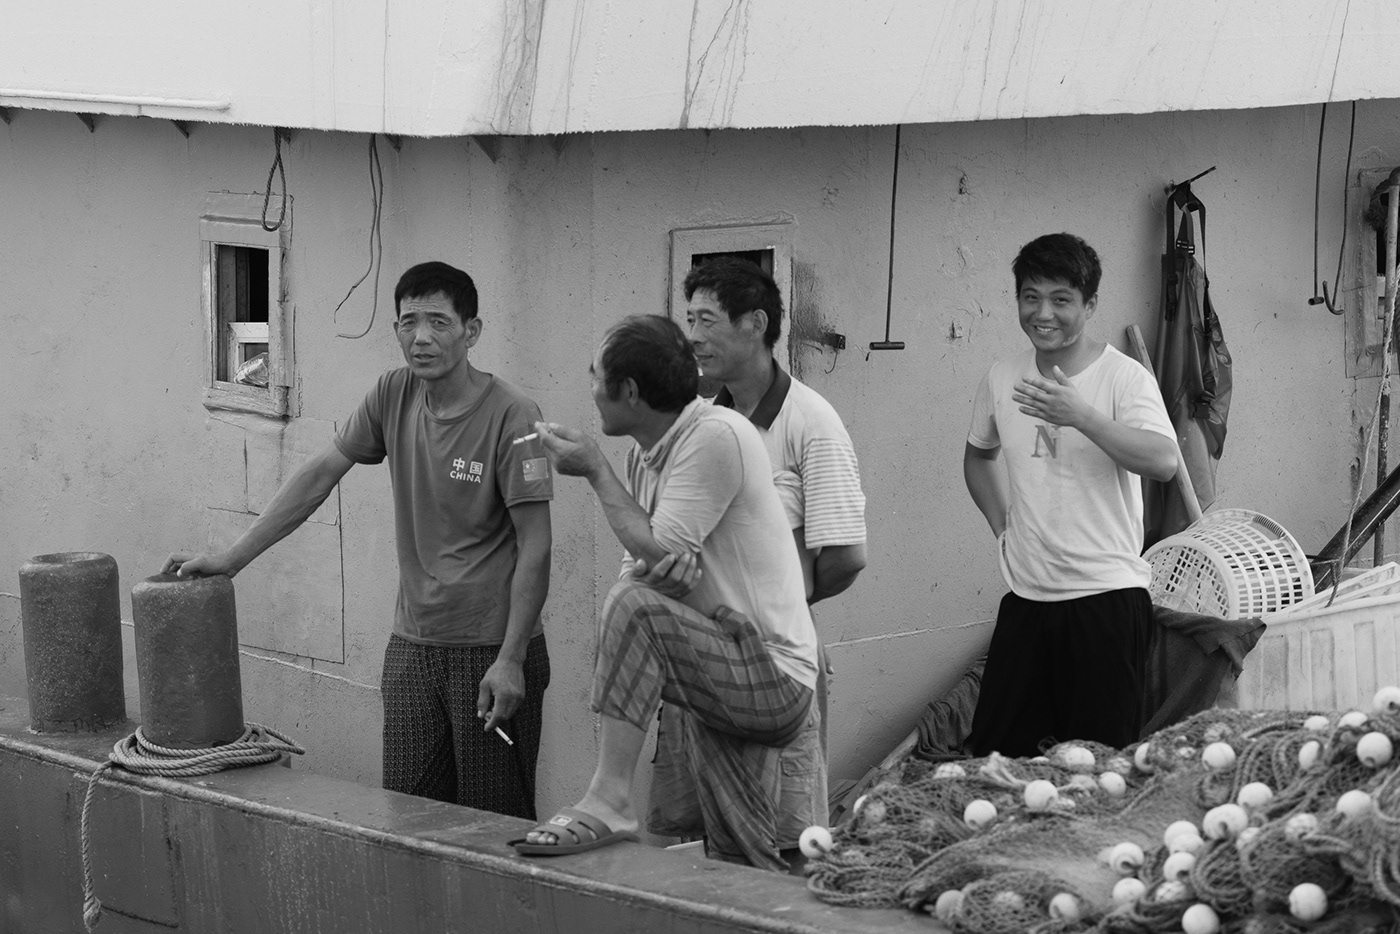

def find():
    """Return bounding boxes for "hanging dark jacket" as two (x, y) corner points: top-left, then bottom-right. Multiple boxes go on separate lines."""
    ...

(1145, 182), (1234, 547)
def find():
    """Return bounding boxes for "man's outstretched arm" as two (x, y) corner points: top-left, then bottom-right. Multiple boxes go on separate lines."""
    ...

(164, 441), (355, 577)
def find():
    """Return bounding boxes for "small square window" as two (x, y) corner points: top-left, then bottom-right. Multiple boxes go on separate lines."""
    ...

(200, 194), (293, 417)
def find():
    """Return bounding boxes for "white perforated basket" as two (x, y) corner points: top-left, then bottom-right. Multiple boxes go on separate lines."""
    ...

(1145, 508), (1314, 619)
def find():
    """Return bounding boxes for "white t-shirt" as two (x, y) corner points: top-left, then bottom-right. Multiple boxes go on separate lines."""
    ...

(624, 399), (819, 690)
(967, 344), (1176, 601)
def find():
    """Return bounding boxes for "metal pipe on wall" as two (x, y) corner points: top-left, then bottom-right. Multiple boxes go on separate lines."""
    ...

(1376, 171), (1400, 567)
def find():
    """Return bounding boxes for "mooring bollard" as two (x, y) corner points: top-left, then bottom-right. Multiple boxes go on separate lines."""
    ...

(131, 573), (244, 748)
(17, 552), (128, 733)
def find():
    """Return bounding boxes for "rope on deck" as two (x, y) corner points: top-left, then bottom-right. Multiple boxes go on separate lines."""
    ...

(79, 724), (304, 931)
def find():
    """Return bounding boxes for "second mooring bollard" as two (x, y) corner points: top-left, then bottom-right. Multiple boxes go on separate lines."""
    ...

(131, 573), (244, 748)
(18, 552), (127, 732)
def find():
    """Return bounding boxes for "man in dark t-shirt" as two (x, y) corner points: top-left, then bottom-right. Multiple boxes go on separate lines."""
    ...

(166, 261), (553, 818)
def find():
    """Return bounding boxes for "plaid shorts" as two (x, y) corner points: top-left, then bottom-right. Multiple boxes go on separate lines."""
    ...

(595, 580), (813, 870)
(649, 696), (826, 851)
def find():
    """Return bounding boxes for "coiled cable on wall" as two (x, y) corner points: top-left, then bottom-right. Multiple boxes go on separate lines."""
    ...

(335, 134), (386, 339)
(1309, 101), (1357, 314)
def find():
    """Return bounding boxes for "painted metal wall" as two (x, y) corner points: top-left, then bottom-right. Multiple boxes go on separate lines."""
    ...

(0, 704), (934, 934)
(1, 100), (1397, 820)
(2, 1), (1398, 135)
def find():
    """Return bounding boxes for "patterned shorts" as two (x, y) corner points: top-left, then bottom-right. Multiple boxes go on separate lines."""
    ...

(380, 633), (549, 820)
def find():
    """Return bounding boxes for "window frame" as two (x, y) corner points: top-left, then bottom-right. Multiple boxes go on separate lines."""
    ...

(670, 223), (795, 371)
(227, 320), (270, 381)
(200, 192), (293, 417)
(1343, 169), (1398, 379)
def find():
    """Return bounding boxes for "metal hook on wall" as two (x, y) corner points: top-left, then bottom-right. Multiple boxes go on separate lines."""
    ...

(1165, 165), (1216, 199)
(869, 124), (906, 354)
(1308, 101), (1356, 316)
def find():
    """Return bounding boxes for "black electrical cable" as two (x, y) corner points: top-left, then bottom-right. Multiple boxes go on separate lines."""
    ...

(1310, 101), (1357, 314)
(1311, 102), (1328, 299)
(336, 134), (386, 339)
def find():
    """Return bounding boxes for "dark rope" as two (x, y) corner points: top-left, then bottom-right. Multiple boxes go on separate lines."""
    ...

(261, 128), (288, 232)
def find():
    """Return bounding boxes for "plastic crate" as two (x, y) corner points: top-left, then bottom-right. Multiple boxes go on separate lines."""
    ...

(1145, 508), (1314, 619)
(1236, 591), (1400, 710)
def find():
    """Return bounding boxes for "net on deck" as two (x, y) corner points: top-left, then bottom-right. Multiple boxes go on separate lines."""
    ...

(806, 706), (1400, 932)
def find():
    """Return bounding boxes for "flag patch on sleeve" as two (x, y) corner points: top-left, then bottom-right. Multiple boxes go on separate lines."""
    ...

(522, 457), (550, 482)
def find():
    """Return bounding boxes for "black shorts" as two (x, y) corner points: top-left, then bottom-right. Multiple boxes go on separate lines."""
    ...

(967, 588), (1151, 758)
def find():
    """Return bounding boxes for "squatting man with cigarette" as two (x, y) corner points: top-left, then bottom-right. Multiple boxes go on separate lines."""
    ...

(511, 314), (819, 870)
(648, 256), (868, 871)
(165, 261), (553, 819)
(963, 233), (1177, 758)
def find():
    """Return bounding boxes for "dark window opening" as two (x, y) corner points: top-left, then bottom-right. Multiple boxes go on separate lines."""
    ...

(215, 245), (271, 383)
(690, 249), (774, 275)
(1373, 189), (1394, 278)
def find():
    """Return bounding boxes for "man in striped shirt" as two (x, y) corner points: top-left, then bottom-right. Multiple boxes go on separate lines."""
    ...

(649, 256), (867, 868)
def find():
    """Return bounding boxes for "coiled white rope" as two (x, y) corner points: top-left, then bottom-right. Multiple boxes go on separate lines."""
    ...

(79, 724), (304, 930)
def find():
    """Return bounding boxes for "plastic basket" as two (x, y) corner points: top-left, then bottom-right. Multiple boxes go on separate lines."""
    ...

(1145, 508), (1314, 619)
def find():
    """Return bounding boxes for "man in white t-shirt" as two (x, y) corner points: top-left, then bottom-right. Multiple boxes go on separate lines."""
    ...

(964, 233), (1177, 757)
(516, 315), (818, 872)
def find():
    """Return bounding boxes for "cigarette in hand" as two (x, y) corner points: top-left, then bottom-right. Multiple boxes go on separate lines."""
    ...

(495, 727), (514, 745)
(511, 432), (539, 446)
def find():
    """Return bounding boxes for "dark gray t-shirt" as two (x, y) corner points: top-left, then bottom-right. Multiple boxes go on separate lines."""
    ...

(335, 368), (553, 646)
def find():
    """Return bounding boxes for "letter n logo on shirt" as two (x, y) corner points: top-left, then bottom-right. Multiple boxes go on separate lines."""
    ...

(1032, 424), (1059, 459)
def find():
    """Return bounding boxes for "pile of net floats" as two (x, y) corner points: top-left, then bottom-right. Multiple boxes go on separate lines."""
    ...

(804, 686), (1400, 933)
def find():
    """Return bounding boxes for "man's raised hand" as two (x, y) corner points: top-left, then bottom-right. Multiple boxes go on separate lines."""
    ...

(535, 421), (606, 479)
(1012, 366), (1091, 428)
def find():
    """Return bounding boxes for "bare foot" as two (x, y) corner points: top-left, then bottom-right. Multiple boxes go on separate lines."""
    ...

(525, 793), (638, 846)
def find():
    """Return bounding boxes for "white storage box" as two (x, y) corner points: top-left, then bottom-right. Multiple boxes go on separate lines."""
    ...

(1237, 585), (1400, 710)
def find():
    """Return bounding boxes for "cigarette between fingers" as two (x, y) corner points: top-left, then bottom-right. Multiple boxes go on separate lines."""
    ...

(495, 726), (514, 745)
(511, 432), (539, 445)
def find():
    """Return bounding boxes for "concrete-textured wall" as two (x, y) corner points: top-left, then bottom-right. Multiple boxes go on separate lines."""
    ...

(2, 101), (1398, 820)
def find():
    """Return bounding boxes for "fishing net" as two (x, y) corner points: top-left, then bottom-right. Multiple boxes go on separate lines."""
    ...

(806, 704), (1400, 932)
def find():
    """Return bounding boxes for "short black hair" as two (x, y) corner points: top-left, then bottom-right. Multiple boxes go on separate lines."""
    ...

(682, 257), (783, 349)
(394, 262), (479, 324)
(599, 315), (698, 413)
(1012, 234), (1102, 302)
